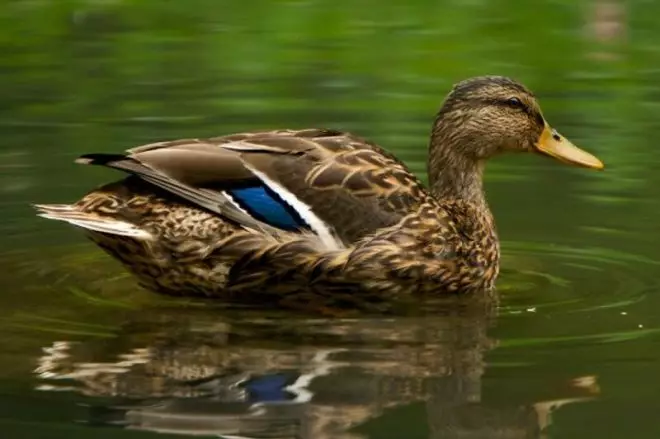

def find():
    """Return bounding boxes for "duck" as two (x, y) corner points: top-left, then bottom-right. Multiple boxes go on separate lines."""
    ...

(34, 76), (604, 311)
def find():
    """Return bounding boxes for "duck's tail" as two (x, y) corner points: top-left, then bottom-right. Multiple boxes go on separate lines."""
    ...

(33, 203), (153, 239)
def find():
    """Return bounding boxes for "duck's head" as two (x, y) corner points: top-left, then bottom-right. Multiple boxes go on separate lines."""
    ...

(429, 76), (604, 173)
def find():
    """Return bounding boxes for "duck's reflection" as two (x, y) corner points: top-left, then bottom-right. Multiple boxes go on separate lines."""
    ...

(33, 301), (598, 438)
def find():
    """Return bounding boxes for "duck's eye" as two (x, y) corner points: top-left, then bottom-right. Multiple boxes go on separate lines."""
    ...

(506, 97), (524, 108)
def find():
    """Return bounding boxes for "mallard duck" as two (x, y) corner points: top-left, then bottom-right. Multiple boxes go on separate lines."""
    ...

(34, 76), (604, 310)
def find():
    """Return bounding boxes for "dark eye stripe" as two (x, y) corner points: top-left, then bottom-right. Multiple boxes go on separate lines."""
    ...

(498, 98), (545, 126)
(475, 97), (528, 110)
(463, 97), (545, 125)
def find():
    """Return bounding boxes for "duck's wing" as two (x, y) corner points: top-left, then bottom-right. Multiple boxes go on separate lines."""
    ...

(76, 128), (431, 246)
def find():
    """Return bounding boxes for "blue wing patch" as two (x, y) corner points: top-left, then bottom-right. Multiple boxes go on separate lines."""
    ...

(227, 185), (309, 232)
(242, 373), (295, 403)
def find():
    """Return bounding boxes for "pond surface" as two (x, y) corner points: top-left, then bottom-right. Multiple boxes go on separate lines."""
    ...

(2, 1), (660, 438)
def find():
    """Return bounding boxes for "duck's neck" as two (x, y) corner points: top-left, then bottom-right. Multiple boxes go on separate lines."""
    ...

(427, 142), (488, 210)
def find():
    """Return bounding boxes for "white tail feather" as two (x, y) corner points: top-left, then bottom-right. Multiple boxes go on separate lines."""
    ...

(34, 204), (152, 239)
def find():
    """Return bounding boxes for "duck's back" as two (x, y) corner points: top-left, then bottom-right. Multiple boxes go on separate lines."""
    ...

(34, 127), (443, 301)
(72, 128), (433, 245)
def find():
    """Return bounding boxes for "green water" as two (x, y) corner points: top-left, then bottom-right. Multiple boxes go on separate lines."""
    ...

(2, 0), (659, 437)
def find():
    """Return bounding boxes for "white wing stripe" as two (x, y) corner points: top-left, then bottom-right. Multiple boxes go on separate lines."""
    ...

(242, 164), (344, 251)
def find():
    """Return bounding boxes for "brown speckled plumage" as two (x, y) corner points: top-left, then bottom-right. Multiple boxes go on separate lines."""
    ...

(34, 76), (604, 311)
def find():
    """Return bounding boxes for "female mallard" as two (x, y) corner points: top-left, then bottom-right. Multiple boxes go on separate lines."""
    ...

(34, 76), (604, 310)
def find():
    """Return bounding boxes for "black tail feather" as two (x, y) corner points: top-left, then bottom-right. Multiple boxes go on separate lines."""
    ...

(75, 153), (129, 166)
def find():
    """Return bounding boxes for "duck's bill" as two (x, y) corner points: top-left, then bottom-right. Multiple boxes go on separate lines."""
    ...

(535, 124), (604, 170)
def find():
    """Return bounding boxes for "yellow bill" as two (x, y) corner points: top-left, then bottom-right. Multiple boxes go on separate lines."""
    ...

(535, 124), (604, 170)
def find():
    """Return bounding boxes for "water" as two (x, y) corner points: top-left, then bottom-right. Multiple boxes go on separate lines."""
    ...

(2, 0), (660, 437)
